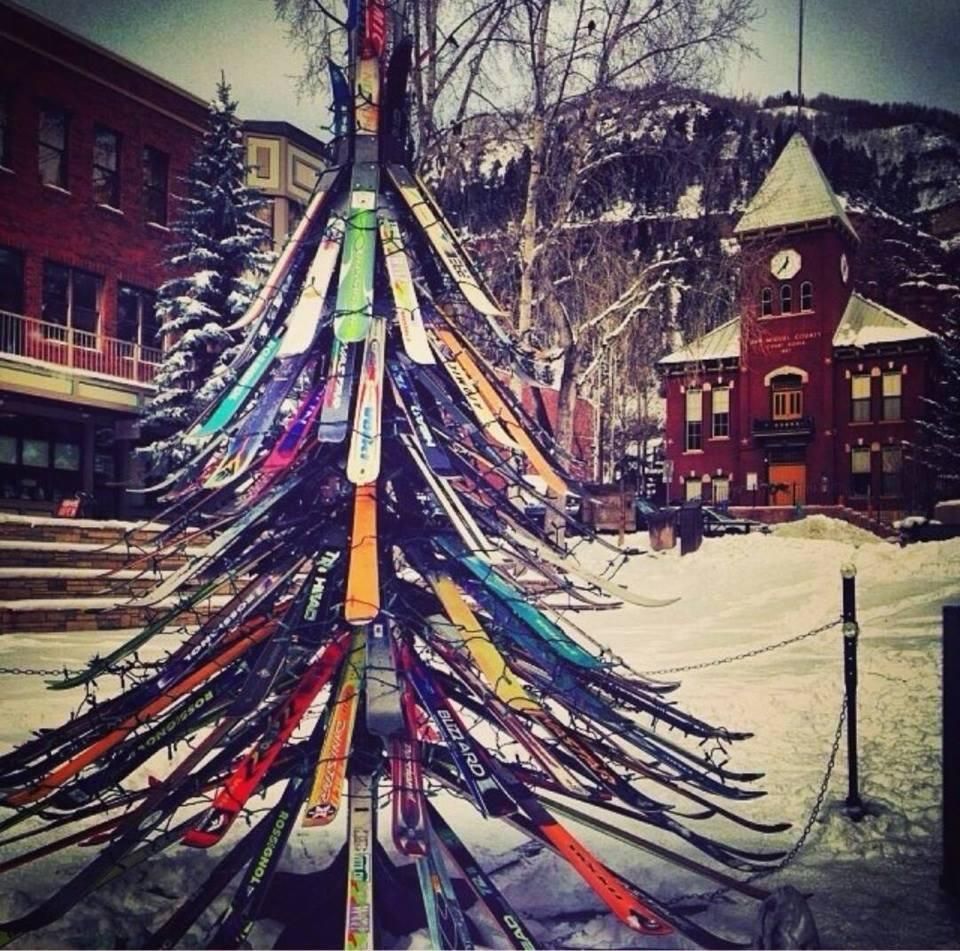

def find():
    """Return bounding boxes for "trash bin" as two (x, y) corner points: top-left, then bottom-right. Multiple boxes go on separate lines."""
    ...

(678, 500), (703, 556)
(647, 508), (677, 551)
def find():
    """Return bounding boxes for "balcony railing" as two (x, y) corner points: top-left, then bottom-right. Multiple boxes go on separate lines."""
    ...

(751, 416), (815, 438)
(0, 309), (160, 386)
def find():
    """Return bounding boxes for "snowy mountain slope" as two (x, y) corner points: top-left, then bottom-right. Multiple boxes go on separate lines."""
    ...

(430, 91), (960, 352)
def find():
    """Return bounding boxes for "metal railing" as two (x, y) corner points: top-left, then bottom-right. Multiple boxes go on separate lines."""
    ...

(751, 415), (815, 437)
(0, 309), (160, 385)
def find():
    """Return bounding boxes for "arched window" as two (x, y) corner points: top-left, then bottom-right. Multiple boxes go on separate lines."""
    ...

(780, 283), (793, 314)
(760, 287), (773, 316)
(771, 373), (803, 420)
(800, 281), (813, 311)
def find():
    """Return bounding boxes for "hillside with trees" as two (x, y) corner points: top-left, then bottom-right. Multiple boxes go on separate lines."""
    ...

(424, 91), (960, 475)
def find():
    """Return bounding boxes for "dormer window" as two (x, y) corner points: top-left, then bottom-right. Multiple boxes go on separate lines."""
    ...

(800, 281), (813, 311)
(780, 283), (793, 314)
(760, 287), (773, 317)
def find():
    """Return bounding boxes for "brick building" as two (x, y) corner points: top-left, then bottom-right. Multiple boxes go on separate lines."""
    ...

(659, 133), (938, 515)
(0, 1), (325, 516)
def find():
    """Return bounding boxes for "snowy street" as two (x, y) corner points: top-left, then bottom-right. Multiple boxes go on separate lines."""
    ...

(0, 516), (958, 949)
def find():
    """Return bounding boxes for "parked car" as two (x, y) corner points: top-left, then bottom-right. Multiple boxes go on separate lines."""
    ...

(701, 506), (771, 536)
(523, 493), (582, 522)
(634, 497), (664, 530)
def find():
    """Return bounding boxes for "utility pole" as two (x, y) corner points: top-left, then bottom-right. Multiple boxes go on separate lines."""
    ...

(797, 0), (805, 123)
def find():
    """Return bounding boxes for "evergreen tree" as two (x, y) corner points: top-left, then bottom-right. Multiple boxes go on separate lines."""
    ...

(140, 76), (273, 474)
(917, 307), (960, 495)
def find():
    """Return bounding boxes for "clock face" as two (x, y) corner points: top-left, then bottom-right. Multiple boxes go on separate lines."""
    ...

(770, 248), (802, 280)
(840, 253), (850, 284)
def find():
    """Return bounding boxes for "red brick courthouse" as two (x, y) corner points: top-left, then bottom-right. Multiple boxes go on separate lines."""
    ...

(659, 133), (938, 516)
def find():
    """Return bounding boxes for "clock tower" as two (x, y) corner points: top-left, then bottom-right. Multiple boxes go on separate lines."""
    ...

(733, 132), (859, 505)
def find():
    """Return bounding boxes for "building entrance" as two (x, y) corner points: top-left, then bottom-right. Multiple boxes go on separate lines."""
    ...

(769, 463), (806, 505)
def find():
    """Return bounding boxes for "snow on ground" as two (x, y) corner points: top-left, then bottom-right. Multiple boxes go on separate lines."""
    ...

(0, 520), (958, 948)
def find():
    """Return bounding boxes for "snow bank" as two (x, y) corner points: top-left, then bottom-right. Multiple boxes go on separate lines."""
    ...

(1, 532), (958, 948)
(772, 514), (882, 546)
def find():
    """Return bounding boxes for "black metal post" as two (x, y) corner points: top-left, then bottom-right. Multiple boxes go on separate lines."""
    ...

(942, 605), (960, 897)
(841, 564), (864, 820)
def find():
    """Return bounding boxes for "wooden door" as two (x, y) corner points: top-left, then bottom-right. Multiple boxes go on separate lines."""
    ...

(769, 463), (806, 505)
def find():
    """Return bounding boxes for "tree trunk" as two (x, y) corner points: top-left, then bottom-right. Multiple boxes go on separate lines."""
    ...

(517, 113), (545, 340)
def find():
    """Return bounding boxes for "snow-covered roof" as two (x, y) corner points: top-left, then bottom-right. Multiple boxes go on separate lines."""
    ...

(658, 316), (741, 365)
(734, 133), (858, 242)
(833, 292), (936, 349)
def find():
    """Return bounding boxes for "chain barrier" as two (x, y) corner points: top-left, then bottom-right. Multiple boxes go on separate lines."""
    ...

(667, 691), (849, 910)
(0, 660), (166, 678)
(641, 618), (843, 676)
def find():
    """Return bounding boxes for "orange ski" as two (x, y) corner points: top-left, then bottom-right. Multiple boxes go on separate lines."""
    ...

(345, 482), (379, 623)
(433, 326), (567, 496)
(5, 618), (280, 807)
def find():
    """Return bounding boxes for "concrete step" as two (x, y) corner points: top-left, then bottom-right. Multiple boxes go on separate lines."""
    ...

(0, 514), (214, 549)
(0, 568), (194, 600)
(0, 592), (232, 633)
(0, 542), (191, 571)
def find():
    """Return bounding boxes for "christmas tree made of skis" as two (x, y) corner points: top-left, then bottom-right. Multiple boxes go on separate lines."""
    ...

(0, 5), (790, 949)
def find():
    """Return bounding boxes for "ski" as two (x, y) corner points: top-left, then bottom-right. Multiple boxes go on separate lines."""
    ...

(387, 163), (505, 320)
(344, 769), (378, 951)
(182, 631), (350, 848)
(203, 725), (328, 949)
(189, 331), (283, 441)
(365, 615), (403, 737)
(427, 801), (538, 950)
(426, 822), (475, 949)
(432, 325), (567, 497)
(227, 164), (345, 332)
(4, 615), (280, 807)
(345, 482), (379, 623)
(317, 336), (359, 443)
(402, 643), (512, 818)
(389, 670), (429, 856)
(303, 626), (365, 826)
(426, 326), (518, 450)
(378, 197), (434, 363)
(387, 355), (455, 475)
(346, 314), (386, 484)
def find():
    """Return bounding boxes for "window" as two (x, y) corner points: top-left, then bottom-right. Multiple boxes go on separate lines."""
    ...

(684, 478), (703, 502)
(771, 375), (803, 420)
(713, 477), (730, 504)
(93, 126), (120, 207)
(287, 199), (305, 238)
(850, 447), (871, 497)
(142, 146), (168, 225)
(800, 281), (813, 311)
(53, 442), (80, 471)
(255, 145), (271, 179)
(882, 372), (902, 421)
(0, 88), (10, 168)
(780, 283), (792, 314)
(881, 446), (902, 496)
(117, 284), (159, 347)
(684, 388), (703, 451)
(712, 387), (730, 438)
(42, 262), (102, 341)
(760, 287), (773, 317)
(38, 105), (68, 188)
(22, 438), (50, 468)
(851, 374), (871, 422)
(0, 246), (24, 314)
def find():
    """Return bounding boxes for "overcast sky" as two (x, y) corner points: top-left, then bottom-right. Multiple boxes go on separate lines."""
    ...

(14, 0), (960, 139)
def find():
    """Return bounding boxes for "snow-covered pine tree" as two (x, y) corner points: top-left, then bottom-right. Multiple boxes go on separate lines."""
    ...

(917, 306), (960, 495)
(140, 76), (273, 475)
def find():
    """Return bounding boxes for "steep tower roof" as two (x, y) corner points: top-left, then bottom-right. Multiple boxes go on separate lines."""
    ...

(734, 132), (858, 241)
